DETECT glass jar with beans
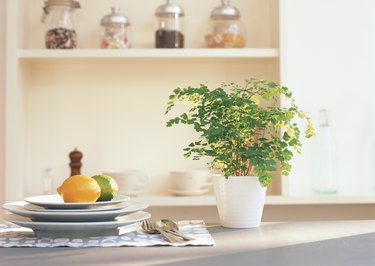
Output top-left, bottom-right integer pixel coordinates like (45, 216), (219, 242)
(205, 0), (246, 48)
(155, 0), (185, 48)
(42, 0), (80, 49)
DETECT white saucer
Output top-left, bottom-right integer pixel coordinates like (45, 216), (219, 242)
(25, 194), (130, 209)
(3, 201), (148, 222)
(170, 188), (209, 196)
(5, 211), (151, 237)
(120, 190), (144, 197)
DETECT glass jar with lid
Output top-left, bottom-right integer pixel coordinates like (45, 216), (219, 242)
(100, 7), (131, 49)
(155, 0), (185, 48)
(205, 0), (246, 48)
(41, 0), (80, 49)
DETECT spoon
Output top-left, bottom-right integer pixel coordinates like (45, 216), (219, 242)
(160, 219), (195, 241)
(141, 219), (183, 243)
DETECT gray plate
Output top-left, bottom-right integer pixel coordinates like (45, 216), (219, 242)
(5, 211), (151, 237)
(3, 201), (148, 222)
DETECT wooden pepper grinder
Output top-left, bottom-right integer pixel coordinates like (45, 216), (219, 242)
(69, 148), (83, 176)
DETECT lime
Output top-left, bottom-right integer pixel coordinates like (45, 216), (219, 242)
(92, 174), (119, 201)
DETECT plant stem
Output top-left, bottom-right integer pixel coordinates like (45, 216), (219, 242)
(249, 165), (255, 175)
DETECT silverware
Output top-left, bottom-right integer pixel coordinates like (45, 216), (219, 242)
(160, 219), (195, 241)
(141, 219), (184, 243)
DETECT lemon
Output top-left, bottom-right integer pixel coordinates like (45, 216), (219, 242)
(56, 175), (101, 203)
(92, 174), (118, 201)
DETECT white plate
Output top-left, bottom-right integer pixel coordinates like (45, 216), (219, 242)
(5, 211), (151, 237)
(3, 201), (148, 222)
(170, 188), (209, 196)
(24, 201), (131, 212)
(24, 194), (130, 209)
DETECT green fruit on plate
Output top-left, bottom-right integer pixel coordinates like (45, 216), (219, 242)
(92, 174), (119, 201)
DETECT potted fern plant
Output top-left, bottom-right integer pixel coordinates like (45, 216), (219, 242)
(165, 78), (315, 228)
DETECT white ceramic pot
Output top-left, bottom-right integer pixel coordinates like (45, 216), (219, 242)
(213, 175), (267, 228)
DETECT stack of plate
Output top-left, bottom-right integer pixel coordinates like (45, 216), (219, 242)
(2, 194), (150, 237)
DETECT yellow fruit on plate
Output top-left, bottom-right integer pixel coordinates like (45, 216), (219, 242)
(56, 175), (101, 203)
(92, 174), (118, 201)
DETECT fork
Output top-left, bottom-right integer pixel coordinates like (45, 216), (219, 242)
(141, 219), (184, 243)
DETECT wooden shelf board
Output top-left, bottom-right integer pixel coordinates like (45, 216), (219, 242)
(17, 48), (279, 59)
(137, 195), (375, 207)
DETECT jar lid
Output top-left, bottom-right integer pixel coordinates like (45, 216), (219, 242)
(42, 0), (80, 22)
(211, 0), (240, 19)
(43, 0), (80, 9)
(155, 0), (185, 17)
(100, 7), (130, 27)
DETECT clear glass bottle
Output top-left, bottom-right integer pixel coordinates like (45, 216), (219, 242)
(100, 7), (131, 49)
(42, 168), (54, 195)
(205, 0), (246, 48)
(41, 0), (80, 49)
(155, 0), (185, 48)
(312, 109), (338, 194)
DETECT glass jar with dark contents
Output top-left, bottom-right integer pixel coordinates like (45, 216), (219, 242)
(155, 0), (184, 48)
(41, 0), (80, 49)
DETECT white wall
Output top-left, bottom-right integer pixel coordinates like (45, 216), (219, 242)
(280, 0), (375, 195)
(0, 0), (6, 221)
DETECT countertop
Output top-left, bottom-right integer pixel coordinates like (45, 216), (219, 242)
(1, 220), (375, 266)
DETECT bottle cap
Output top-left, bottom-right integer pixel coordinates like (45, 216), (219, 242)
(318, 108), (330, 127)
(211, 0), (241, 19)
(100, 7), (131, 27)
(155, 0), (185, 17)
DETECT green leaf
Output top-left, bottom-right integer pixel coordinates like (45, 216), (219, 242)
(282, 149), (293, 161)
(250, 95), (260, 105)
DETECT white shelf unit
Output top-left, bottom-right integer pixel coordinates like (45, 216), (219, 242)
(5, 0), (280, 204)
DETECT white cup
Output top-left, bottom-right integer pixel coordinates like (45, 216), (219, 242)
(170, 170), (211, 191)
(103, 170), (148, 196)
